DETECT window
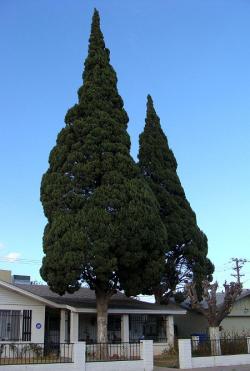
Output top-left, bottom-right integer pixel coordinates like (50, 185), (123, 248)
(78, 314), (121, 343)
(108, 315), (121, 342)
(0, 310), (32, 341)
(129, 314), (167, 342)
(0, 310), (21, 341)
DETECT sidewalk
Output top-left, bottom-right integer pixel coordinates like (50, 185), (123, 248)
(154, 366), (250, 371)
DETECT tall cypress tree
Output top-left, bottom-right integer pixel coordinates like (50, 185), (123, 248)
(40, 11), (167, 342)
(138, 95), (214, 304)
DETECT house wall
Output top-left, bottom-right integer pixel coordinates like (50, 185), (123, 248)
(221, 317), (250, 335)
(220, 296), (250, 335)
(175, 296), (250, 338)
(174, 311), (208, 338)
(0, 286), (45, 343)
(228, 296), (250, 316)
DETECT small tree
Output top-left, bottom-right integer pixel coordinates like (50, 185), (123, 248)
(138, 95), (214, 303)
(185, 280), (242, 355)
(40, 10), (167, 343)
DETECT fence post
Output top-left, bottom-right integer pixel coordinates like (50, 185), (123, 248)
(247, 337), (250, 354)
(178, 339), (192, 369)
(141, 340), (153, 371)
(73, 342), (85, 371)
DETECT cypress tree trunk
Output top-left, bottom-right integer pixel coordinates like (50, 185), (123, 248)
(96, 290), (109, 344)
(154, 288), (163, 305)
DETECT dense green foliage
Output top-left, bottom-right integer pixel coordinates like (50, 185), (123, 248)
(138, 95), (214, 303)
(40, 11), (167, 299)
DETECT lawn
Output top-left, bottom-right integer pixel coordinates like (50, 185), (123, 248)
(154, 353), (179, 368)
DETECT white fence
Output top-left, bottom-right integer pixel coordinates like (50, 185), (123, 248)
(0, 341), (153, 371)
(179, 338), (250, 369)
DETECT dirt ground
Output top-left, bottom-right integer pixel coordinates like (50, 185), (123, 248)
(154, 365), (250, 371)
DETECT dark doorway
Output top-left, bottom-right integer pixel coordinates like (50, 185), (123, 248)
(44, 307), (60, 351)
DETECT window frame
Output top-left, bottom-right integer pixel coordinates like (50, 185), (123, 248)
(0, 309), (32, 342)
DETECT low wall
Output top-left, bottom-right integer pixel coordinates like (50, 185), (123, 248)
(85, 341), (153, 371)
(86, 342), (139, 358)
(86, 360), (144, 371)
(0, 343), (81, 371)
(192, 354), (250, 368)
(178, 339), (250, 369)
(1, 341), (153, 371)
(0, 364), (77, 371)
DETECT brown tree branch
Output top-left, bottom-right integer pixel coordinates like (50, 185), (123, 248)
(185, 280), (242, 327)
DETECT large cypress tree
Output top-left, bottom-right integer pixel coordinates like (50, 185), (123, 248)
(138, 95), (214, 304)
(40, 11), (167, 342)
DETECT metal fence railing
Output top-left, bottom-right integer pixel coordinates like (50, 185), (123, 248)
(191, 337), (249, 357)
(86, 342), (141, 362)
(0, 343), (73, 365)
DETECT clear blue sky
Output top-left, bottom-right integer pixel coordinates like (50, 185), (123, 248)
(0, 0), (249, 288)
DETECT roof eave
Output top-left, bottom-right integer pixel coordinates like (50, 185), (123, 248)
(74, 307), (186, 315)
(0, 280), (186, 314)
(0, 280), (72, 310)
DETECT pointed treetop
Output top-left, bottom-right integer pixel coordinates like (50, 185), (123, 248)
(88, 8), (105, 52)
(146, 94), (161, 129)
(65, 8), (127, 127)
(146, 94), (154, 109)
(147, 94), (153, 104)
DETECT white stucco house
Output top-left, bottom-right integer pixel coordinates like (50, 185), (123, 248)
(0, 271), (185, 353)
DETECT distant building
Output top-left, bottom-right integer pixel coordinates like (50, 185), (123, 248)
(174, 290), (250, 337)
(13, 275), (31, 285)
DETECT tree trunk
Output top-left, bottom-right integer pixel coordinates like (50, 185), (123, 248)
(96, 290), (110, 344)
(154, 287), (164, 304)
(209, 326), (221, 356)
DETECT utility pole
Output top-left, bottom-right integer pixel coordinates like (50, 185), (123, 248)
(230, 258), (247, 284)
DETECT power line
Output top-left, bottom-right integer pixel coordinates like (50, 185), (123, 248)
(0, 256), (41, 265)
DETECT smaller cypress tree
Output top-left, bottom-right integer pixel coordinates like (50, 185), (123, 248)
(138, 95), (214, 303)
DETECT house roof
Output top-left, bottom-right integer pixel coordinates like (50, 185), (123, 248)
(179, 289), (250, 311)
(15, 284), (185, 315)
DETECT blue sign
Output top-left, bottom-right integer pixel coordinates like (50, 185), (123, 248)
(36, 323), (42, 329)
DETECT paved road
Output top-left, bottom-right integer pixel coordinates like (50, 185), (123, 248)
(154, 366), (250, 371)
